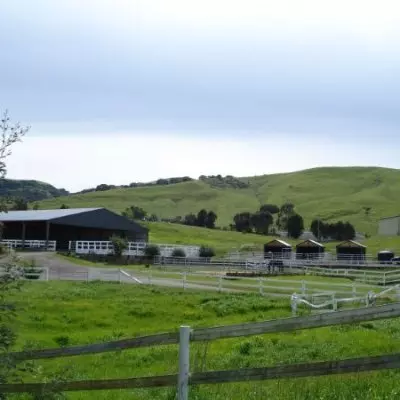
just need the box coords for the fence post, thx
[118,269,122,284]
[364,270,367,283]
[183,272,187,290]
[383,272,386,287]
[259,277,264,296]
[290,294,298,317]
[332,297,338,311]
[218,275,222,293]
[148,273,152,285]
[352,283,356,298]
[178,325,191,400]
[301,280,306,296]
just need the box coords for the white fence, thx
[70,241,200,257]
[1,240,56,251]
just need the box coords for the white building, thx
[378,216,400,236]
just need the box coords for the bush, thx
[199,246,216,258]
[171,248,186,258]
[110,235,128,257]
[23,259,43,280]
[144,244,160,258]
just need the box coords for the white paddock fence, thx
[291,284,400,316]
[69,241,200,258]
[1,240,57,251]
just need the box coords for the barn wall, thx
[378,217,400,236]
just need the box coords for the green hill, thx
[0,179,69,202]
[37,166,400,235]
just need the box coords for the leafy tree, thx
[60,204,69,209]
[250,211,273,234]
[206,210,217,229]
[233,212,252,232]
[184,213,197,226]
[199,246,216,258]
[171,248,186,258]
[110,235,128,257]
[259,204,280,214]
[122,205,147,220]
[287,213,304,238]
[32,203,40,210]
[144,244,160,261]
[310,219,323,240]
[10,197,28,211]
[277,202,295,230]
[0,110,29,392]
[196,209,208,227]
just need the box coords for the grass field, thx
[37,166,400,235]
[8,281,400,399]
[144,221,400,256]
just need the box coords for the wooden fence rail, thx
[1,352,400,394]
[2,302,400,398]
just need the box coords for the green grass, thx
[37,166,400,235]
[8,281,400,399]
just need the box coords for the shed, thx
[296,239,325,259]
[377,250,395,263]
[336,240,366,262]
[264,239,292,259]
[0,208,148,250]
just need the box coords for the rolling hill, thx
[37,166,400,235]
[0,179,69,202]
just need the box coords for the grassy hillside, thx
[0,178,68,201]
[37,166,400,234]
[9,281,400,399]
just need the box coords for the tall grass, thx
[8,281,400,399]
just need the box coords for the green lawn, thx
[7,281,400,399]
[37,166,400,235]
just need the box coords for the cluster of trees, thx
[181,209,217,229]
[122,205,158,222]
[310,219,355,241]
[76,176,194,194]
[231,203,305,238]
[199,174,249,189]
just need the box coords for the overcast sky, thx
[1,0,400,191]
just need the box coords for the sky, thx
[1,0,400,191]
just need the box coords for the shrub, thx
[23,259,43,280]
[110,235,128,257]
[144,244,160,258]
[199,246,216,258]
[171,248,186,258]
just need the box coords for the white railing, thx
[1,240,56,251]
[71,241,200,258]
[291,284,400,316]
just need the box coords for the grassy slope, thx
[10,281,400,399]
[38,166,400,234]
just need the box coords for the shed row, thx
[263,239,366,259]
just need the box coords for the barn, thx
[295,239,325,259]
[0,208,148,250]
[264,239,292,259]
[336,240,366,262]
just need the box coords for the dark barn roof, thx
[264,239,292,248]
[0,208,148,234]
[336,240,366,249]
[296,239,324,249]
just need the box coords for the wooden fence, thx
[2,303,400,399]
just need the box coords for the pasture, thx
[6,281,400,399]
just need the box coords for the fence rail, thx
[1,240,56,251]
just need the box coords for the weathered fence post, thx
[290,294,298,317]
[118,269,122,284]
[182,272,187,290]
[45,267,49,282]
[352,283,357,298]
[301,280,306,296]
[178,325,191,400]
[332,297,338,311]
[383,272,386,287]
[218,275,222,293]
[259,277,264,296]
[148,273,152,285]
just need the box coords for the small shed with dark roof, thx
[0,208,148,250]
[296,239,325,259]
[264,239,292,259]
[336,240,366,261]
